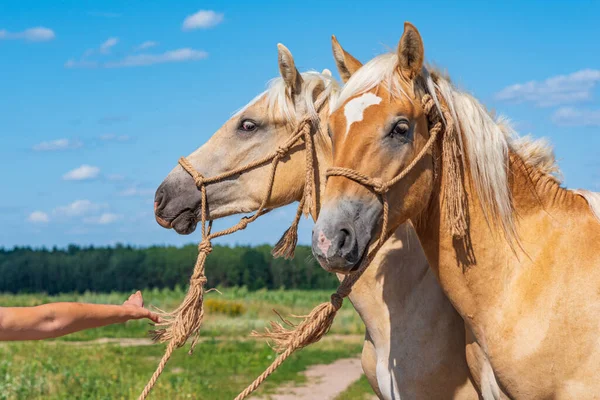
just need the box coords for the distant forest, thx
[0,244,339,294]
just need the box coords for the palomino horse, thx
[154,44,480,398]
[314,22,600,399]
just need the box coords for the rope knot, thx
[275,147,288,159]
[330,293,344,310]
[198,240,212,254]
[191,275,207,286]
[193,176,204,188]
[371,178,389,194]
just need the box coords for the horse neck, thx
[412,145,587,323]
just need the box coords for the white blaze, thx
[343,92,382,136]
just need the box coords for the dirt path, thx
[259,357,366,400]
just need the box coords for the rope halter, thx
[326,93,444,246]
[139,92,328,400]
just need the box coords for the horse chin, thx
[171,211,198,235]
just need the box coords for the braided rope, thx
[234,93,447,400]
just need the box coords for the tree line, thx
[0,244,339,294]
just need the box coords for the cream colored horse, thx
[154,44,480,399]
[315,22,600,399]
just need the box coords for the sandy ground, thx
[259,357,368,400]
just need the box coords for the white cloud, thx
[0,27,55,42]
[83,212,122,225]
[495,69,600,107]
[33,138,83,151]
[100,37,119,54]
[119,185,154,197]
[104,48,208,68]
[182,10,224,30]
[99,133,131,141]
[54,200,107,218]
[62,165,100,181]
[135,41,158,51]
[28,211,49,223]
[551,107,600,127]
[65,59,98,69]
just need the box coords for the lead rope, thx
[234,93,447,400]
[138,117,317,400]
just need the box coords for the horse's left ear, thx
[277,43,303,95]
[331,35,363,83]
[397,22,424,80]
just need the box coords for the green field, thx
[0,288,374,399]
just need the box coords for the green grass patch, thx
[335,375,375,400]
[0,338,363,400]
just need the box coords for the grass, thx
[335,375,376,400]
[0,338,363,400]
[0,287,364,341]
[0,288,371,399]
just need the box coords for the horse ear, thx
[397,22,424,80]
[331,35,363,83]
[277,43,303,95]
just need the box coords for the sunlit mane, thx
[335,52,563,242]
[236,71,340,124]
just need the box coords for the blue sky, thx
[1,0,598,248]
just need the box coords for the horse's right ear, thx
[277,43,303,95]
[331,35,363,83]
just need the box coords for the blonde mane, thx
[334,52,562,242]
[237,71,340,125]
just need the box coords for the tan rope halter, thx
[138,106,322,399]
[232,93,450,400]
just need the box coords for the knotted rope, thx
[234,93,448,400]
[138,117,318,400]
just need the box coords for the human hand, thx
[122,291,160,323]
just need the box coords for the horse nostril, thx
[154,186,167,212]
[339,228,350,250]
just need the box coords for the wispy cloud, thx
[551,107,600,127]
[54,200,107,218]
[105,48,208,68]
[88,11,122,18]
[33,138,83,151]
[135,41,158,51]
[27,211,49,223]
[495,69,600,107]
[66,48,207,69]
[99,37,119,54]
[99,133,131,141]
[119,185,154,197]
[65,37,119,68]
[0,27,55,42]
[62,165,100,181]
[182,10,224,30]
[83,212,122,225]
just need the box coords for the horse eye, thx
[239,119,257,132]
[390,120,410,138]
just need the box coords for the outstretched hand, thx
[123,291,160,323]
